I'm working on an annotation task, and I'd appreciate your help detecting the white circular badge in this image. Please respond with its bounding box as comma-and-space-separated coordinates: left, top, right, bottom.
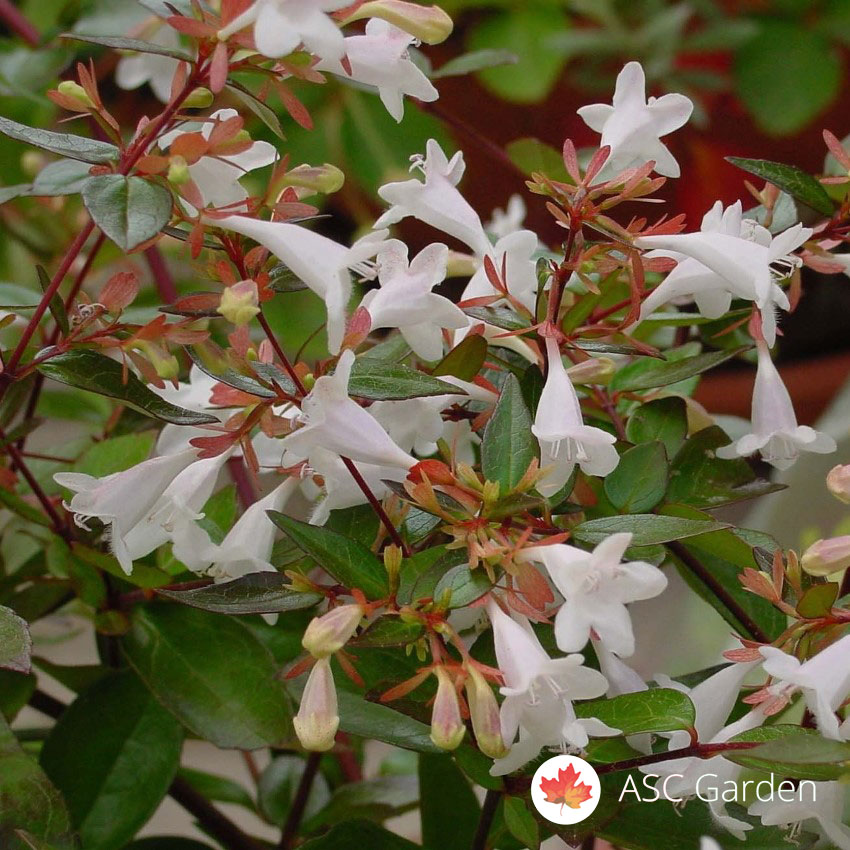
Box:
530, 754, 601, 825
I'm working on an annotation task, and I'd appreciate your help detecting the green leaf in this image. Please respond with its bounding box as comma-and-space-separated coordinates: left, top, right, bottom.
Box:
0, 714, 72, 846
82, 175, 173, 251
299, 820, 421, 850
667, 426, 785, 508
481, 373, 536, 492
464, 305, 532, 332
432, 49, 518, 79
0, 183, 32, 204
0, 116, 118, 164
505, 137, 571, 182
123, 604, 293, 749
30, 659, 107, 694
727, 157, 834, 216
604, 442, 668, 513
303, 775, 418, 831
125, 840, 215, 850
626, 397, 688, 458
0, 670, 36, 721
610, 347, 746, 392
179, 767, 256, 813
502, 797, 540, 850
432, 564, 492, 608
419, 754, 480, 849
0, 486, 51, 526
574, 514, 729, 546
727, 726, 850, 780
0, 606, 31, 674
226, 81, 286, 141
31, 160, 92, 197
432, 334, 488, 382
35, 266, 68, 337
156, 574, 322, 615
796, 582, 839, 618
734, 22, 841, 136
351, 617, 423, 648
347, 359, 464, 401
576, 688, 695, 735
39, 672, 183, 850
187, 344, 278, 399
60, 33, 192, 60
74, 432, 156, 478
267, 512, 389, 600
37, 349, 218, 426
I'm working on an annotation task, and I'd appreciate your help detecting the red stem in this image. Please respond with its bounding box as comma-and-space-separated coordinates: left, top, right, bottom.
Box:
0, 0, 39, 46
145, 244, 179, 303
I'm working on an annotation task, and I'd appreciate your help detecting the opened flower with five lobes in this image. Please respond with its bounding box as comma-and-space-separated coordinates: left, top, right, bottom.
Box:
518, 532, 667, 658
577, 60, 693, 179
716, 340, 835, 470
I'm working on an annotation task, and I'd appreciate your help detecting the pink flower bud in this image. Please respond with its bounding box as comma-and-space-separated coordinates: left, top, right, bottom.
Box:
827, 464, 850, 504
293, 657, 339, 752
430, 667, 465, 751
464, 666, 507, 759
801, 536, 850, 577
217, 280, 260, 327
302, 604, 364, 658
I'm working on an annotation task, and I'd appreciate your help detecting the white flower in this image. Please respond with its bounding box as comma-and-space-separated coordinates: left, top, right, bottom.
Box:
577, 61, 693, 178
360, 239, 467, 360
55, 449, 198, 574
115, 21, 181, 103
316, 19, 437, 121
749, 781, 850, 850
154, 365, 222, 455
208, 215, 387, 354
375, 139, 492, 256
518, 533, 667, 657
759, 636, 850, 740
716, 341, 835, 470
486, 195, 527, 240
635, 212, 812, 346
486, 599, 617, 775
159, 109, 277, 211
532, 337, 619, 497
293, 656, 339, 751
281, 350, 417, 470
217, 0, 349, 61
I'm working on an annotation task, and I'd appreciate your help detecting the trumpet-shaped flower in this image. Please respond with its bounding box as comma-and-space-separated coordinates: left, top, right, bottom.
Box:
160, 109, 277, 211
316, 19, 438, 121
360, 240, 467, 360
533, 338, 619, 497
464, 665, 508, 758
208, 215, 386, 353
293, 656, 339, 751
430, 666, 466, 750
635, 213, 812, 345
716, 341, 835, 470
577, 61, 693, 178
486, 600, 617, 775
217, 0, 348, 61
115, 21, 181, 103
281, 350, 417, 470
518, 533, 667, 657
55, 449, 199, 575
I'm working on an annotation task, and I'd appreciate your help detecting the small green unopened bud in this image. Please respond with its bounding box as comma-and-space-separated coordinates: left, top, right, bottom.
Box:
217, 280, 260, 327
344, 0, 453, 44
801, 536, 850, 577
566, 356, 616, 385
482, 479, 500, 504
281, 163, 345, 196
455, 463, 481, 491
384, 544, 403, 593
464, 666, 508, 759
827, 464, 850, 504
136, 341, 179, 381
167, 155, 191, 185
302, 603, 364, 658
430, 667, 465, 751
58, 80, 94, 108
446, 250, 477, 278
21, 151, 46, 178
293, 657, 339, 751
183, 87, 214, 109
302, 373, 316, 391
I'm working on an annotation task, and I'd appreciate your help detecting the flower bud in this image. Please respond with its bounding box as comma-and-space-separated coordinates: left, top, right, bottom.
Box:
58, 80, 95, 108
183, 87, 214, 109
827, 465, 850, 504
302, 603, 364, 658
280, 163, 345, 196
446, 250, 477, 278
293, 657, 339, 751
383, 544, 402, 594
21, 151, 46, 178
167, 155, 191, 185
135, 341, 179, 381
566, 356, 616, 386
217, 280, 260, 327
429, 667, 465, 751
464, 666, 507, 758
801, 536, 850, 577
343, 1, 453, 44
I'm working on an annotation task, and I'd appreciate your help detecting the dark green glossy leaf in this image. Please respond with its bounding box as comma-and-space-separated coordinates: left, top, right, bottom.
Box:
37, 349, 218, 426
432, 49, 518, 79
347, 359, 463, 401
502, 796, 540, 850
351, 618, 423, 648
60, 33, 191, 60
575, 688, 695, 735
610, 347, 746, 392
303, 775, 418, 831
156, 574, 322, 615
419, 754, 480, 848
187, 344, 277, 399
268, 512, 389, 599
432, 334, 488, 381
432, 564, 492, 608
464, 305, 531, 332
40, 672, 182, 850
299, 820, 420, 850
727, 726, 850, 780
727, 157, 833, 216
258, 755, 330, 828
0, 606, 31, 674
481, 373, 536, 492
604, 442, 668, 513
178, 767, 256, 812
574, 514, 729, 546
123, 604, 292, 749
626, 397, 688, 458
0, 670, 35, 721
0, 116, 118, 164
35, 265, 68, 337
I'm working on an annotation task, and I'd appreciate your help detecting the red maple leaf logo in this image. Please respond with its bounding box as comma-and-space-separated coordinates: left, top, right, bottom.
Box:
539, 763, 594, 813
